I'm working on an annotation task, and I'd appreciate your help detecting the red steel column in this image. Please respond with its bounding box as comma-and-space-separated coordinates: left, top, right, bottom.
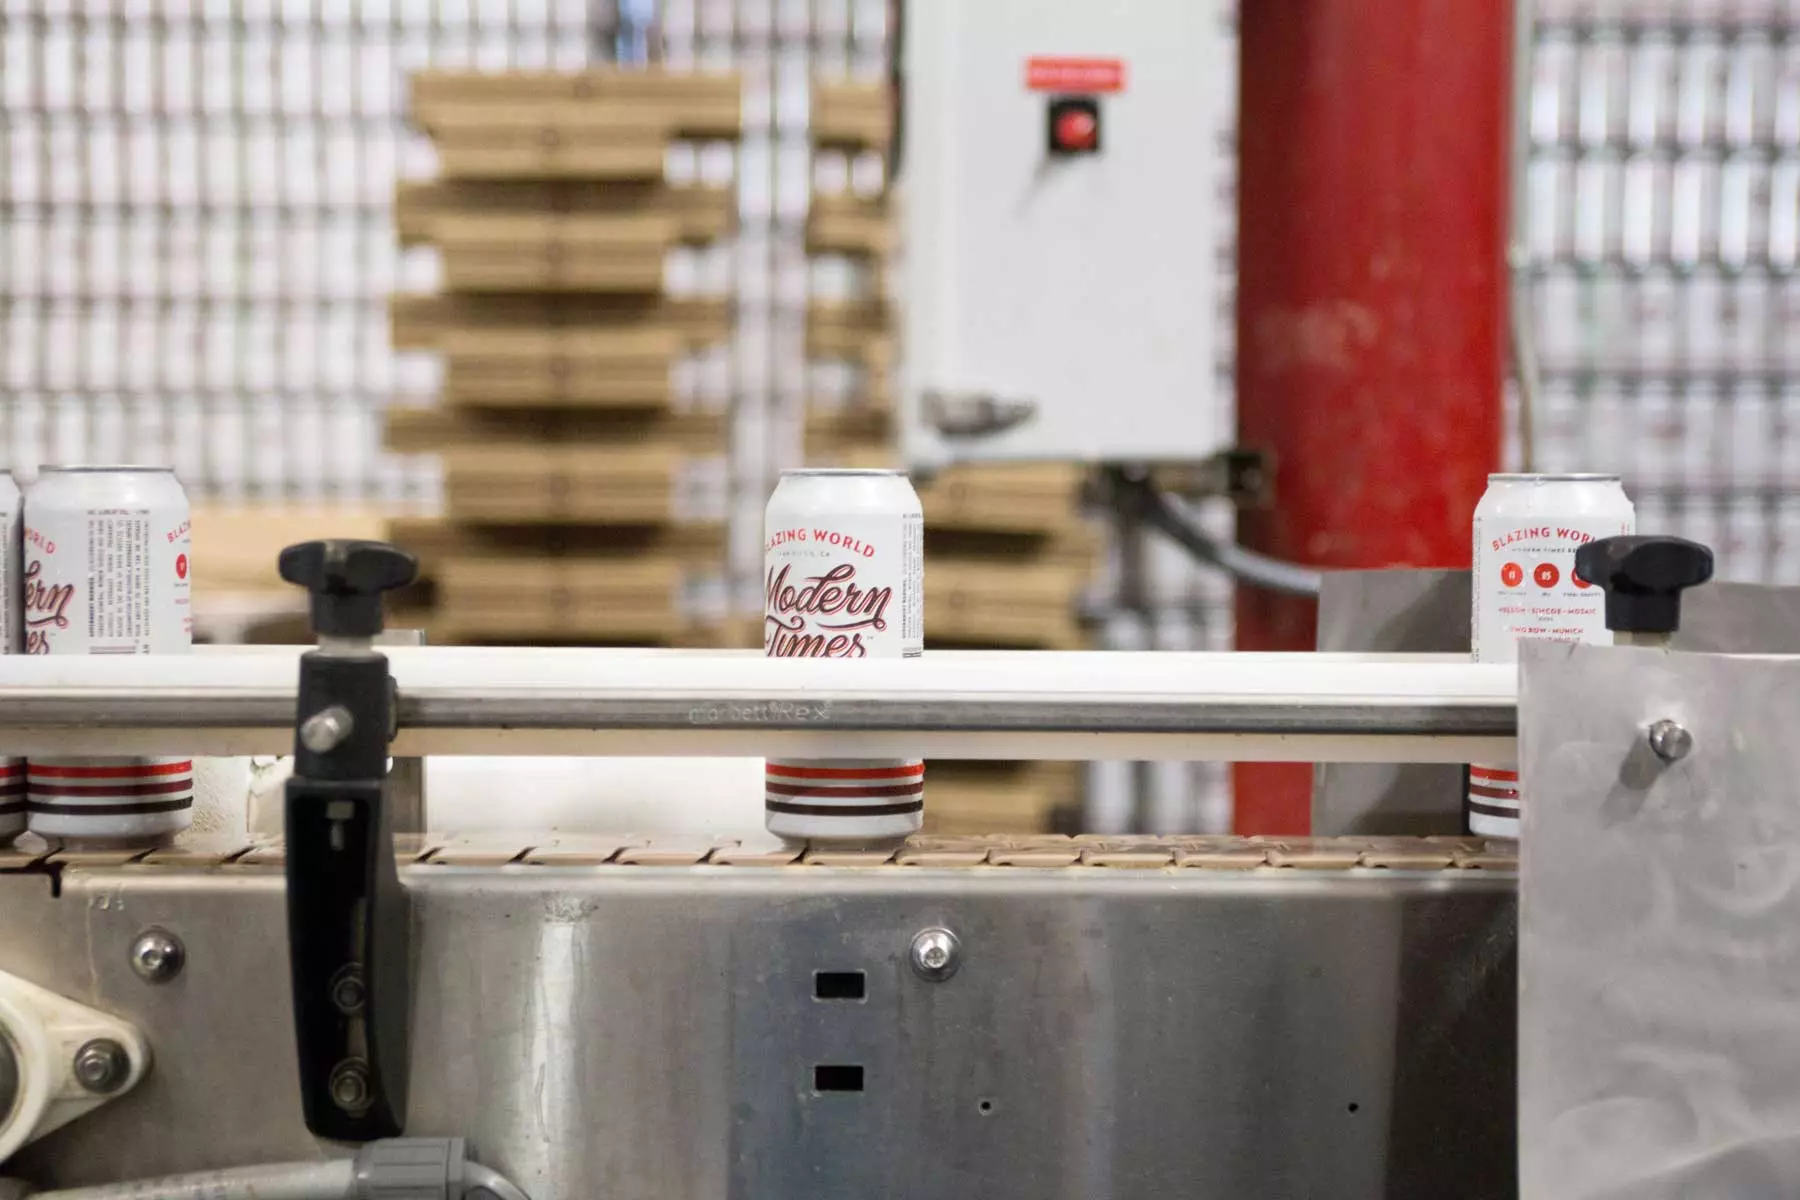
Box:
1233, 0, 1510, 833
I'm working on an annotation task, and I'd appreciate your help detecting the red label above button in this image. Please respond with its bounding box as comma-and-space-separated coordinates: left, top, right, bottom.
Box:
1026, 56, 1127, 93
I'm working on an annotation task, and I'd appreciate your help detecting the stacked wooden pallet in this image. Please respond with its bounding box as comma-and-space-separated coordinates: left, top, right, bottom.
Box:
386, 69, 741, 645
804, 81, 1094, 830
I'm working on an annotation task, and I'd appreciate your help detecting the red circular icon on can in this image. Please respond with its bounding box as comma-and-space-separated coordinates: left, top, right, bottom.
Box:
176, 553, 188, 580
1500, 562, 1524, 588
1534, 562, 1559, 588
1572, 572, 1593, 589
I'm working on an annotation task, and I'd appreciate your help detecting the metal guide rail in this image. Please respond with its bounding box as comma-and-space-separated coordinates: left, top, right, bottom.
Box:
0, 832, 1520, 873
0, 650, 1519, 762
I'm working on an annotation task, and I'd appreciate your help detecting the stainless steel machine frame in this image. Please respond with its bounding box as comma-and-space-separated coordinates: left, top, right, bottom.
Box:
10, 624, 1798, 1198
1, 840, 1516, 1199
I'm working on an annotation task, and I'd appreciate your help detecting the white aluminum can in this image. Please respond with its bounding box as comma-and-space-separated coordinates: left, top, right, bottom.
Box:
0, 472, 20, 842
764, 468, 924, 842
1470, 473, 1634, 839
24, 466, 194, 843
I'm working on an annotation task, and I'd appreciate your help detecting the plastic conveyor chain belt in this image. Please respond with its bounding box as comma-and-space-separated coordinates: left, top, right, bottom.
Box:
0, 834, 1520, 872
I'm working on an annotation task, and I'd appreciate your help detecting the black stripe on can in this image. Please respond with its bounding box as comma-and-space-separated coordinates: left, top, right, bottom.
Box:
28, 798, 194, 817
0, 801, 24, 816
28, 779, 192, 798
1467, 799, 1522, 821
765, 799, 924, 818
766, 783, 924, 799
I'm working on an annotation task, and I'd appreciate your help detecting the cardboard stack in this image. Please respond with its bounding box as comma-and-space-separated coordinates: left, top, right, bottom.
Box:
386, 70, 741, 645
804, 82, 1094, 833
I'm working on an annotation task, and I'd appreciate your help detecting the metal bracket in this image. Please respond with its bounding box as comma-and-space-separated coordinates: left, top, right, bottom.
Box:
374, 629, 427, 836
1147, 448, 1273, 505
922, 389, 1037, 438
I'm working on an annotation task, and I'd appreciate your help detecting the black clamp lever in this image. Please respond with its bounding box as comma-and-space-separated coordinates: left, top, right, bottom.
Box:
1573, 535, 1715, 646
278, 539, 419, 1141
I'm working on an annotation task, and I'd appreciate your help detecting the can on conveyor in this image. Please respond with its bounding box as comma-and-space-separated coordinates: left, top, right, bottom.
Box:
24, 466, 194, 843
0, 472, 21, 843
1469, 473, 1634, 839
764, 468, 924, 842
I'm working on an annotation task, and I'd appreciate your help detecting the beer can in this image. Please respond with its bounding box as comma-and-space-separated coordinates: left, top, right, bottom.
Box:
24, 466, 194, 843
1470, 473, 1635, 839
764, 468, 924, 842
0, 472, 21, 843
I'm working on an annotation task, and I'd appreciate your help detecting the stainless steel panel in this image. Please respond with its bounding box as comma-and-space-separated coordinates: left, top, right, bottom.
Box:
1, 863, 1516, 1199
1312, 574, 1800, 835
1670, 580, 1800, 654
1313, 570, 1471, 836
1519, 642, 1800, 1199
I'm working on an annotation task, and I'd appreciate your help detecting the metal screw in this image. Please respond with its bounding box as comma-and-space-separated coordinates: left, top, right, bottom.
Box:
72, 1039, 128, 1095
300, 705, 355, 754
330, 965, 366, 1016
910, 927, 961, 982
1648, 719, 1694, 764
328, 1060, 372, 1113
129, 928, 185, 984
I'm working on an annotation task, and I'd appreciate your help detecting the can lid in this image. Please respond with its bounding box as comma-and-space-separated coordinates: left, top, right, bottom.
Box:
780, 468, 909, 478
1486, 472, 1621, 483
39, 465, 177, 473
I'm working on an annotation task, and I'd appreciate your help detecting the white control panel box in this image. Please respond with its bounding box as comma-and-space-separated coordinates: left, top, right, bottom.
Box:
898, 0, 1228, 467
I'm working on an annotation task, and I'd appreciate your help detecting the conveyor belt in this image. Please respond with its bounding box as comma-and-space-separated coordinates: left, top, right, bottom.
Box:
0, 833, 1518, 872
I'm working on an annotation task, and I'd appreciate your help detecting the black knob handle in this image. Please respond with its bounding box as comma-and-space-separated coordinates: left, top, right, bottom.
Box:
279, 540, 418, 640
1573, 535, 1715, 635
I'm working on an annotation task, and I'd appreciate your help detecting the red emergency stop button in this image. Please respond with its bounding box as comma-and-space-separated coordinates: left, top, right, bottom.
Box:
1047, 96, 1101, 156
1056, 108, 1097, 149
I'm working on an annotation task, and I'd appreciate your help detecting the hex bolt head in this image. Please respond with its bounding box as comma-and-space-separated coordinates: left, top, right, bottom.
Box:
328, 1060, 372, 1113
72, 1039, 129, 1095
129, 928, 185, 984
1648, 719, 1694, 764
910, 927, 962, 982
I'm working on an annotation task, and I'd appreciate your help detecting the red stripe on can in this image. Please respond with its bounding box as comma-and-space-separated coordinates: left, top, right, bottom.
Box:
29, 779, 193, 799
1470, 766, 1518, 782
1467, 783, 1519, 801
28, 761, 193, 779
765, 782, 924, 799
765, 763, 924, 781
